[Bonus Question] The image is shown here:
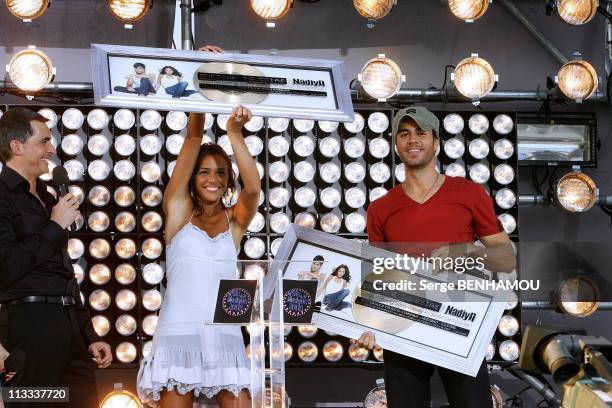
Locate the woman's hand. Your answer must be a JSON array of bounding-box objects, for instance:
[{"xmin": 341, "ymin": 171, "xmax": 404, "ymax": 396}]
[
  {"xmin": 199, "ymin": 44, "xmax": 224, "ymax": 53},
  {"xmin": 226, "ymin": 105, "xmax": 252, "ymax": 134}
]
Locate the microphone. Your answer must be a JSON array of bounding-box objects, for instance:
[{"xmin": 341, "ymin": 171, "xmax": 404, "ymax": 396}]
[
  {"xmin": 52, "ymin": 166, "xmax": 77, "ymax": 231},
  {"xmin": 1, "ymin": 350, "xmax": 26, "ymax": 385}
]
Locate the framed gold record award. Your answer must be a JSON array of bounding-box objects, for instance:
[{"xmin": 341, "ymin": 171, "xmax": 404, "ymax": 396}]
[{"xmin": 91, "ymin": 44, "xmax": 354, "ymax": 122}]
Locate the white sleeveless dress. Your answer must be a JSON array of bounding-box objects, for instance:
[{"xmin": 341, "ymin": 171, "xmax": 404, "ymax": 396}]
[{"xmin": 137, "ymin": 211, "xmax": 251, "ymax": 406}]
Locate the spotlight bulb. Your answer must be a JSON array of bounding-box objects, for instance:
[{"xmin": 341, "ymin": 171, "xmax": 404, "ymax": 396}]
[
  {"xmin": 448, "ymin": 0, "xmax": 489, "ymax": 22},
  {"xmin": 453, "ymin": 55, "xmax": 496, "ymax": 100},
  {"xmin": 7, "ymin": 48, "xmax": 54, "ymax": 92},
  {"xmin": 359, "ymin": 56, "xmax": 403, "ymax": 100}
]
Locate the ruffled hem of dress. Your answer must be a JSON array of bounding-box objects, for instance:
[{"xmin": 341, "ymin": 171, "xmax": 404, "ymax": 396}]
[{"xmin": 141, "ymin": 379, "xmax": 250, "ymax": 406}]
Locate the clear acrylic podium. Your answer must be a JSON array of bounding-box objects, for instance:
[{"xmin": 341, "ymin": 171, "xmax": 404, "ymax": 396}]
[{"xmin": 211, "ymin": 259, "xmax": 322, "ymax": 408}]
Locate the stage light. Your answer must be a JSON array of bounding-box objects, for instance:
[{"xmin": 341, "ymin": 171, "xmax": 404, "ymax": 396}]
[
  {"xmin": 115, "ymin": 314, "xmax": 137, "ymax": 336},
  {"xmin": 493, "ymin": 139, "xmax": 514, "ymax": 160},
  {"xmin": 498, "ymin": 339, "xmax": 520, "ymax": 361},
  {"xmin": 142, "ymin": 289, "xmax": 162, "ymax": 312},
  {"xmin": 217, "ymin": 135, "xmax": 233, "ymax": 156},
  {"xmin": 61, "ymin": 108, "xmax": 84, "ymax": 130},
  {"xmin": 297, "ymin": 341, "xmax": 318, "ymax": 362},
  {"xmin": 320, "ymin": 213, "xmax": 341, "ymax": 233},
  {"xmin": 468, "ymin": 114, "xmax": 490, "ymax": 135},
  {"xmin": 320, "ymin": 187, "xmax": 342, "ymax": 209},
  {"xmin": 245, "ymin": 116, "xmax": 265, "ymax": 133},
  {"xmin": 448, "ymin": 0, "xmax": 489, "ymax": 22},
  {"xmin": 114, "ymin": 134, "xmax": 136, "ymax": 156},
  {"xmin": 268, "ymin": 135, "xmax": 290, "ymax": 158},
  {"xmin": 114, "ymin": 160, "xmax": 136, "ymax": 181},
  {"xmin": 60, "ymin": 134, "xmax": 83, "ymax": 156},
  {"xmin": 204, "ymin": 113, "xmax": 214, "ymax": 131},
  {"xmin": 486, "ymin": 342, "xmax": 495, "ymax": 361},
  {"xmin": 100, "ymin": 386, "xmax": 141, "ymax": 408},
  {"xmin": 353, "ymin": 0, "xmax": 395, "ymax": 27},
  {"xmin": 367, "ymin": 112, "xmax": 389, "ymax": 133},
  {"xmin": 373, "ymin": 346, "xmax": 384, "ymax": 362},
  {"xmin": 142, "ymin": 186, "xmax": 163, "ymax": 207},
  {"xmin": 558, "ymin": 276, "xmax": 600, "ymax": 317},
  {"xmin": 245, "ymin": 135, "xmax": 264, "ymax": 156},
  {"xmin": 271, "ymin": 238, "xmax": 282, "ymax": 256},
  {"xmin": 298, "ymin": 324, "xmax": 318, "ymax": 338},
  {"xmin": 165, "ymin": 111, "xmax": 187, "ymax": 131},
  {"xmin": 345, "ymin": 162, "xmax": 366, "ymax": 184},
  {"xmin": 444, "ymin": 137, "xmax": 465, "ymax": 159},
  {"xmin": 493, "ymin": 114, "xmax": 514, "ymax": 135},
  {"xmin": 498, "ymin": 315, "xmax": 520, "ymax": 337},
  {"xmin": 248, "ymin": 212, "xmax": 265, "ymax": 233},
  {"xmin": 140, "ymin": 134, "xmax": 162, "ymax": 156},
  {"xmin": 142, "ymin": 238, "xmax": 162, "ymax": 260},
  {"xmin": 318, "ymin": 120, "xmax": 339, "ymax": 133},
  {"xmin": 86, "ymin": 109, "xmax": 109, "ymax": 131},
  {"xmin": 7, "ymin": 47, "xmax": 54, "ymax": 93},
  {"xmin": 345, "ymin": 212, "xmax": 366, "ymax": 233},
  {"xmin": 64, "ymin": 159, "xmax": 85, "ymax": 181},
  {"xmin": 369, "ymin": 162, "xmax": 391, "ymax": 183},
  {"xmin": 141, "ymin": 211, "xmax": 162, "ymax": 233},
  {"xmin": 554, "ymin": 172, "xmax": 597, "ymax": 212},
  {"xmin": 269, "ymin": 117, "xmax": 290, "ymax": 133},
  {"xmin": 73, "ymin": 264, "xmax": 84, "ymax": 284},
  {"xmin": 216, "ymin": 114, "xmax": 230, "ymax": 131},
  {"xmin": 142, "ymin": 315, "xmax": 158, "ymax": 336},
  {"xmin": 140, "ymin": 109, "xmax": 162, "ymax": 131},
  {"xmin": 88, "ymin": 212, "xmax": 110, "ymax": 233},
  {"xmin": 270, "ymin": 212, "xmax": 290, "ymax": 233},
  {"xmin": 163, "ymin": 134, "xmax": 183, "ymax": 156},
  {"xmin": 320, "ymin": 162, "xmax": 341, "ymax": 184},
  {"xmin": 115, "ymin": 263, "xmax": 137, "ymax": 285},
  {"xmin": 107, "ymin": 0, "xmax": 152, "ymax": 25},
  {"xmin": 348, "ymin": 342, "xmax": 370, "ymax": 362},
  {"xmin": 344, "ymin": 112, "xmax": 365, "ymax": 134},
  {"xmin": 293, "ymin": 119, "xmax": 315, "ymax": 133},
  {"xmin": 369, "ymin": 137, "xmax": 390, "ymax": 159},
  {"xmin": 114, "ymin": 186, "xmax": 136, "ymax": 207},
  {"xmin": 283, "ymin": 342, "xmax": 293, "ymax": 362},
  {"xmin": 445, "ymin": 162, "xmax": 466, "ymax": 178},
  {"xmin": 359, "ymin": 56, "xmax": 403, "ymax": 101},
  {"xmin": 294, "ymin": 187, "xmax": 316, "ymax": 208},
  {"xmin": 115, "ymin": 212, "xmax": 136, "ymax": 233},
  {"xmin": 323, "ymin": 341, "xmax": 344, "ymax": 362},
  {"xmin": 293, "ymin": 135, "xmax": 315, "ymax": 157},
  {"xmin": 89, "ymin": 289, "xmax": 111, "ymax": 311},
  {"xmin": 88, "ymin": 134, "xmax": 111, "ymax": 156},
  {"xmin": 556, "ymin": 57, "xmax": 599, "ymax": 101},
  {"xmin": 295, "ymin": 212, "xmax": 316, "ymax": 228},
  {"xmin": 443, "ymin": 113, "xmax": 465, "ymax": 135},
  {"xmin": 497, "ymin": 213, "xmax": 517, "ymax": 234},
  {"xmin": 269, "ymin": 161, "xmax": 290, "ymax": 183},
  {"xmin": 114, "ymin": 239, "xmax": 135, "ymax": 261},
  {"xmin": 557, "ymin": 0, "xmax": 598, "ymax": 25},
  {"xmin": 494, "ymin": 164, "xmax": 515, "ymax": 185},
  {"xmin": 345, "ymin": 137, "xmax": 366, "ymax": 159},
  {"xmin": 115, "ymin": 289, "xmax": 137, "ymax": 311},
  {"xmin": 395, "ymin": 164, "xmax": 405, "ymax": 182},
  {"xmin": 142, "ymin": 263, "xmax": 164, "ymax": 285},
  {"xmin": 141, "ymin": 162, "xmax": 161, "ymax": 183},
  {"xmin": 92, "ymin": 315, "xmax": 110, "ymax": 337},
  {"xmin": 293, "ymin": 161, "xmax": 315, "ymax": 183},
  {"xmin": 250, "ymin": 0, "xmax": 292, "ymax": 26},
  {"xmin": 369, "ymin": 187, "xmax": 388, "ymax": 202},
  {"xmin": 167, "ymin": 161, "xmax": 176, "ymax": 178},
  {"xmin": 269, "ymin": 187, "xmax": 290, "ymax": 208},
  {"xmin": 506, "ymin": 291, "xmax": 519, "ymax": 310},
  {"xmin": 37, "ymin": 108, "xmax": 57, "ymax": 128},
  {"xmin": 495, "ymin": 188, "xmax": 517, "ymax": 209},
  {"xmin": 68, "ymin": 185, "xmax": 85, "ymax": 205},
  {"xmin": 88, "ymin": 160, "xmax": 111, "ymax": 182},
  {"xmin": 6, "ymin": 0, "xmax": 50, "ymax": 21},
  {"xmin": 452, "ymin": 55, "xmax": 497, "ymax": 101},
  {"xmin": 113, "ymin": 108, "xmax": 135, "ymax": 130},
  {"xmin": 345, "ymin": 187, "xmax": 367, "ymax": 209},
  {"xmin": 67, "ymin": 238, "xmax": 84, "ymax": 260},
  {"xmin": 244, "ymin": 264, "xmax": 265, "ymax": 280},
  {"xmin": 468, "ymin": 138, "xmax": 490, "ymax": 159},
  {"xmin": 244, "ymin": 237, "xmax": 266, "ymax": 259},
  {"xmin": 319, "ymin": 136, "xmax": 341, "ymax": 158}
]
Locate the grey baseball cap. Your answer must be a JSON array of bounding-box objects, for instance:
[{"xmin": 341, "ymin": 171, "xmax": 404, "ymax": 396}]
[{"xmin": 392, "ymin": 106, "xmax": 439, "ymax": 137}]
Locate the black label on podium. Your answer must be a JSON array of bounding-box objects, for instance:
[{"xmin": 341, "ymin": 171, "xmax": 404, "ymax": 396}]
[
  {"xmin": 213, "ymin": 279, "xmax": 257, "ymax": 324},
  {"xmin": 282, "ymin": 279, "xmax": 318, "ymax": 324}
]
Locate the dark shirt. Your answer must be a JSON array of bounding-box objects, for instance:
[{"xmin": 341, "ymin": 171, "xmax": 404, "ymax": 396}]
[{"xmin": 0, "ymin": 165, "xmax": 100, "ymax": 345}]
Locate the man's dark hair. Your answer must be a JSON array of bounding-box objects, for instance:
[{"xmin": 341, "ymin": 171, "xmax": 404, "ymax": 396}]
[
  {"xmin": 0, "ymin": 108, "xmax": 49, "ymax": 163},
  {"xmin": 399, "ymin": 116, "xmax": 438, "ymax": 139},
  {"xmin": 313, "ymin": 255, "xmax": 324, "ymax": 262},
  {"xmin": 133, "ymin": 62, "xmax": 145, "ymax": 69}
]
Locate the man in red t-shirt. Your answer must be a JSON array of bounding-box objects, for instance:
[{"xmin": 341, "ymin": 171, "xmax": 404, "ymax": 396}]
[{"xmin": 357, "ymin": 106, "xmax": 516, "ymax": 408}]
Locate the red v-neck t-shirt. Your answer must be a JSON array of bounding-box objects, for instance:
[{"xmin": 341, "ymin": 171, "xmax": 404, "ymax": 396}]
[{"xmin": 367, "ymin": 176, "xmax": 501, "ymax": 252}]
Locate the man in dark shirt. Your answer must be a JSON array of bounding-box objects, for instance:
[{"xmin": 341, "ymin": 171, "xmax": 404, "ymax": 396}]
[{"xmin": 0, "ymin": 108, "xmax": 112, "ymax": 407}]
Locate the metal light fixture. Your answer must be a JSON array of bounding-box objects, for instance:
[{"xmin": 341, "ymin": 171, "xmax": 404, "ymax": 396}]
[
  {"xmin": 556, "ymin": 55, "xmax": 599, "ymax": 102},
  {"xmin": 7, "ymin": 47, "xmax": 55, "ymax": 93},
  {"xmin": 115, "ymin": 263, "xmax": 137, "ymax": 285},
  {"xmin": 354, "ymin": 0, "xmax": 396, "ymax": 28},
  {"xmin": 452, "ymin": 54, "xmax": 497, "ymax": 102},
  {"xmin": 250, "ymin": 0, "xmax": 292, "ymax": 27},
  {"xmin": 358, "ymin": 55, "xmax": 404, "ymax": 101},
  {"xmin": 107, "ymin": 0, "xmax": 152, "ymax": 28},
  {"xmin": 553, "ymin": 172, "xmax": 597, "ymax": 213},
  {"xmin": 6, "ymin": 0, "xmax": 49, "ymax": 21},
  {"xmin": 367, "ymin": 112, "xmax": 389, "ymax": 133},
  {"xmin": 556, "ymin": 0, "xmax": 599, "ymax": 25},
  {"xmin": 448, "ymin": 0, "xmax": 489, "ymax": 22},
  {"xmin": 558, "ymin": 276, "xmax": 600, "ymax": 317},
  {"xmin": 297, "ymin": 341, "xmax": 318, "ymax": 362},
  {"xmin": 115, "ymin": 315, "xmax": 137, "ymax": 336}
]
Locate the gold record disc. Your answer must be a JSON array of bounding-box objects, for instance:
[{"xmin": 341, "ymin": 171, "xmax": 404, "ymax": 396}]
[
  {"xmin": 193, "ymin": 62, "xmax": 270, "ymax": 104},
  {"xmin": 352, "ymin": 268, "xmax": 424, "ymax": 334}
]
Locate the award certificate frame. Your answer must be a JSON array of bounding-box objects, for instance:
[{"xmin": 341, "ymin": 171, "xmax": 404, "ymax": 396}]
[
  {"xmin": 91, "ymin": 44, "xmax": 355, "ymax": 122},
  {"xmin": 267, "ymin": 224, "xmax": 509, "ymax": 377}
]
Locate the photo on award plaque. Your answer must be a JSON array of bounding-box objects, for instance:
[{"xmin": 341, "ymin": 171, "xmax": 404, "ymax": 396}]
[
  {"xmin": 91, "ymin": 44, "xmax": 354, "ymax": 122},
  {"xmin": 266, "ymin": 224, "xmax": 511, "ymax": 377},
  {"xmin": 213, "ymin": 279, "xmax": 258, "ymax": 324}
]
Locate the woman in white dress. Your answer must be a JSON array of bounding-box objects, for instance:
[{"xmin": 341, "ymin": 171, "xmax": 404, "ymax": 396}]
[{"xmin": 137, "ymin": 106, "xmax": 260, "ymax": 408}]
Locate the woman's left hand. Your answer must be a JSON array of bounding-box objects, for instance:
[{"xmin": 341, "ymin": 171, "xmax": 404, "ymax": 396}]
[
  {"xmin": 199, "ymin": 44, "xmax": 224, "ymax": 53},
  {"xmin": 227, "ymin": 105, "xmax": 252, "ymax": 133}
]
